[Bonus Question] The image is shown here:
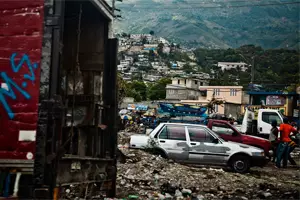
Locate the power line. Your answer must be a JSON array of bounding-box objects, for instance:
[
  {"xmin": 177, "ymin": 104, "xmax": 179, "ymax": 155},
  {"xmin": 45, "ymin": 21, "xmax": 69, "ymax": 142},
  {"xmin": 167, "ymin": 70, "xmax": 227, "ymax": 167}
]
[{"xmin": 119, "ymin": 1, "xmax": 300, "ymax": 9}]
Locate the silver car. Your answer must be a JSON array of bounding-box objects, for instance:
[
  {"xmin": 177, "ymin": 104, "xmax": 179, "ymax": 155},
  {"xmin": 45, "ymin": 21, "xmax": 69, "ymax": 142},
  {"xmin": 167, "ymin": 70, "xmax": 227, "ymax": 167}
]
[{"xmin": 130, "ymin": 123, "xmax": 267, "ymax": 173}]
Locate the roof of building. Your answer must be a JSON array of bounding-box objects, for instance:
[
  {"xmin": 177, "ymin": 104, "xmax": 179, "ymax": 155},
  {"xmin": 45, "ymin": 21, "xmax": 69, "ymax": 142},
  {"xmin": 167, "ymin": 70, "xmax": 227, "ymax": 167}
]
[
  {"xmin": 247, "ymin": 91, "xmax": 296, "ymax": 95},
  {"xmin": 217, "ymin": 62, "xmax": 247, "ymax": 65},
  {"xmin": 199, "ymin": 86, "xmax": 243, "ymax": 89},
  {"xmin": 166, "ymin": 84, "xmax": 188, "ymax": 89},
  {"xmin": 90, "ymin": 0, "xmax": 114, "ymax": 21},
  {"xmin": 171, "ymin": 76, "xmax": 210, "ymax": 81},
  {"xmin": 166, "ymin": 84, "xmax": 200, "ymax": 91}
]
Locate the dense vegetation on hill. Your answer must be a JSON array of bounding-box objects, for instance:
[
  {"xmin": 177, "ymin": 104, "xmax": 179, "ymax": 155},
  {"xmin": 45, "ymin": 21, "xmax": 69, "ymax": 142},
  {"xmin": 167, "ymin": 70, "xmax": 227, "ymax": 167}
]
[
  {"xmin": 116, "ymin": 0, "xmax": 299, "ymax": 49},
  {"xmin": 193, "ymin": 45, "xmax": 300, "ymax": 91},
  {"xmin": 118, "ymin": 45, "xmax": 299, "ymax": 102}
]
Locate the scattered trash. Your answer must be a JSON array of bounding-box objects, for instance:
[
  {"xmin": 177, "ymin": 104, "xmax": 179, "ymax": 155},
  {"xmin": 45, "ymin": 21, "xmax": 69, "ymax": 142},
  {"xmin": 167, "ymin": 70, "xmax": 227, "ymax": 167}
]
[{"xmin": 116, "ymin": 133, "xmax": 300, "ymax": 199}]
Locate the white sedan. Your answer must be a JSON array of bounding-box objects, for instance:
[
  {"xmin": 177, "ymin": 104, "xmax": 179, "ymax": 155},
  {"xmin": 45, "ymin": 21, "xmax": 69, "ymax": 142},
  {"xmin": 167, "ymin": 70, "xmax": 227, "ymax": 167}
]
[{"xmin": 130, "ymin": 123, "xmax": 268, "ymax": 173}]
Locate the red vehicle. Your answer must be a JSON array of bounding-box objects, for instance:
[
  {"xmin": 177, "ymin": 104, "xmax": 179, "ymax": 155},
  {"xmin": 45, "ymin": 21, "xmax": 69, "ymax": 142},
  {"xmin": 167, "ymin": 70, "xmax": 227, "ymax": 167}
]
[{"xmin": 207, "ymin": 120, "xmax": 272, "ymax": 156}]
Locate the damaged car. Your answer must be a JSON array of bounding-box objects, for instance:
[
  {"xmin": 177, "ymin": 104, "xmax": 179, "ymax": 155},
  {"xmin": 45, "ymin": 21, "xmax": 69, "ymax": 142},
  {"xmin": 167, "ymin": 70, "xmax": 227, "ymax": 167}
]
[{"xmin": 130, "ymin": 123, "xmax": 268, "ymax": 173}]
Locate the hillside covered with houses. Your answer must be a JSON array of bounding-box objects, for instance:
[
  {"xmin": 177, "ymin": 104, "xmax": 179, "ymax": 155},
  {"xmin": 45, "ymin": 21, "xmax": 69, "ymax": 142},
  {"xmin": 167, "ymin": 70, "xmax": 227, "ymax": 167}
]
[{"xmin": 117, "ymin": 33, "xmax": 299, "ymax": 119}]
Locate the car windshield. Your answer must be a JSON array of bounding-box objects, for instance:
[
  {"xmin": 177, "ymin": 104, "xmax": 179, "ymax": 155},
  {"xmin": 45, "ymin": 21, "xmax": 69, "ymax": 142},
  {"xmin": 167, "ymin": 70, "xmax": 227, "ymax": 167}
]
[
  {"xmin": 278, "ymin": 111, "xmax": 284, "ymax": 122},
  {"xmin": 206, "ymin": 127, "xmax": 225, "ymax": 142}
]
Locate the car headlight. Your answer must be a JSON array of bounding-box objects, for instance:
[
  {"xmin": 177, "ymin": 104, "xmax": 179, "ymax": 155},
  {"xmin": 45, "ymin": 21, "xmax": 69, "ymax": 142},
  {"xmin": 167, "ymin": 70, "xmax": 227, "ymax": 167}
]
[{"xmin": 252, "ymin": 152, "xmax": 265, "ymax": 157}]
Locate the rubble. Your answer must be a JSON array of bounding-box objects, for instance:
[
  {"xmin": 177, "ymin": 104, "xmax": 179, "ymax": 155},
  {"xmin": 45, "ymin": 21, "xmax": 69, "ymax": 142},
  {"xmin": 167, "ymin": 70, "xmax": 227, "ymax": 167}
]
[{"xmin": 115, "ymin": 146, "xmax": 300, "ymax": 199}]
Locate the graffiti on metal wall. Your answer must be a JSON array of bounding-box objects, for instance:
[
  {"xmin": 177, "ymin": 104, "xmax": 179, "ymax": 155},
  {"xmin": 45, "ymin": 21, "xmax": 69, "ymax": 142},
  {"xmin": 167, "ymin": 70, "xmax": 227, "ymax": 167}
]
[{"xmin": 0, "ymin": 53, "xmax": 38, "ymax": 119}]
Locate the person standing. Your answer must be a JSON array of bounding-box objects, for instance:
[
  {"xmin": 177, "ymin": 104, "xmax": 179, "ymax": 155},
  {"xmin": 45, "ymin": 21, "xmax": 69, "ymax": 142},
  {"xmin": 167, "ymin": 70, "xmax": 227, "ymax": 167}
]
[
  {"xmin": 276, "ymin": 118, "xmax": 298, "ymax": 168},
  {"xmin": 269, "ymin": 120, "xmax": 279, "ymax": 162}
]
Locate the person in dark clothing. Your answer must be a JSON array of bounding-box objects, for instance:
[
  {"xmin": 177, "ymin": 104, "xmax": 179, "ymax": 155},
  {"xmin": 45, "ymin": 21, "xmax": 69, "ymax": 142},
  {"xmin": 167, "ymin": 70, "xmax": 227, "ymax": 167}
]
[{"xmin": 269, "ymin": 120, "xmax": 279, "ymax": 162}]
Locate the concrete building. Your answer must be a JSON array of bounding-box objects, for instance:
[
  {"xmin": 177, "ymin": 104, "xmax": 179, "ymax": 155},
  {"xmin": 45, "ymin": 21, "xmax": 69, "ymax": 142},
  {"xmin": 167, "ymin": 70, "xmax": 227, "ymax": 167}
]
[
  {"xmin": 246, "ymin": 91, "xmax": 297, "ymax": 116},
  {"xmin": 120, "ymin": 60, "xmax": 130, "ymax": 66},
  {"xmin": 166, "ymin": 77, "xmax": 209, "ymax": 100},
  {"xmin": 181, "ymin": 86, "xmax": 245, "ymax": 118},
  {"xmin": 167, "ymin": 70, "xmax": 185, "ymax": 76},
  {"xmin": 117, "ymin": 65, "xmax": 129, "ymax": 71},
  {"xmin": 166, "ymin": 84, "xmax": 200, "ymax": 100},
  {"xmin": 172, "ymin": 77, "xmax": 209, "ymax": 89},
  {"xmin": 143, "ymin": 74, "xmax": 162, "ymax": 82},
  {"xmin": 217, "ymin": 62, "xmax": 248, "ymax": 72},
  {"xmin": 159, "ymin": 37, "xmax": 170, "ymax": 45}
]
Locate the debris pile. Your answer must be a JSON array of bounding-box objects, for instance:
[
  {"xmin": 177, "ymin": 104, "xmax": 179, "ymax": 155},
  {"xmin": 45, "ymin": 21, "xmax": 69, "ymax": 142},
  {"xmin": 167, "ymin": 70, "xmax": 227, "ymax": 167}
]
[
  {"xmin": 118, "ymin": 131, "xmax": 134, "ymax": 146},
  {"xmin": 116, "ymin": 148, "xmax": 300, "ymax": 199}
]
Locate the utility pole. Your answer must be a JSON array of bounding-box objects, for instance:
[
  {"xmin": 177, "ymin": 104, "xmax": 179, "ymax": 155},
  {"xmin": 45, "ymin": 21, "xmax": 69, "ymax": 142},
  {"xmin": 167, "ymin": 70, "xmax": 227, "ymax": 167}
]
[
  {"xmin": 112, "ymin": 0, "xmax": 115, "ymax": 15},
  {"xmin": 112, "ymin": 0, "xmax": 122, "ymax": 17},
  {"xmin": 251, "ymin": 56, "xmax": 255, "ymax": 83}
]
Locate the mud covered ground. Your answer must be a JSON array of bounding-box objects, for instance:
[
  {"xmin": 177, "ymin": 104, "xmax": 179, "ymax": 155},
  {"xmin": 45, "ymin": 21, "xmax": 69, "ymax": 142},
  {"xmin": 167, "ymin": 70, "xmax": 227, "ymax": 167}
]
[{"xmin": 115, "ymin": 132, "xmax": 300, "ymax": 200}]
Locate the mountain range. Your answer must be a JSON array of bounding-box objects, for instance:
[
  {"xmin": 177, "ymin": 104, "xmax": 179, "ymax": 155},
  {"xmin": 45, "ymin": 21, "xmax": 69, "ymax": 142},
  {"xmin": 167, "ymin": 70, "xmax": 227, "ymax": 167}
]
[{"xmin": 115, "ymin": 0, "xmax": 300, "ymax": 49}]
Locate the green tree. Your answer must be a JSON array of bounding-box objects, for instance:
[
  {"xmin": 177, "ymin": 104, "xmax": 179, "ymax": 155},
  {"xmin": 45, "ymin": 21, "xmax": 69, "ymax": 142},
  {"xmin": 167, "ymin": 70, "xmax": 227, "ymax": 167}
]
[
  {"xmin": 127, "ymin": 81, "xmax": 147, "ymax": 101},
  {"xmin": 148, "ymin": 78, "xmax": 172, "ymax": 100},
  {"xmin": 142, "ymin": 37, "xmax": 148, "ymax": 45},
  {"xmin": 157, "ymin": 42, "xmax": 164, "ymax": 56},
  {"xmin": 183, "ymin": 64, "xmax": 195, "ymax": 74},
  {"xmin": 149, "ymin": 50, "xmax": 155, "ymax": 61},
  {"xmin": 117, "ymin": 73, "xmax": 128, "ymax": 106},
  {"xmin": 194, "ymin": 45, "xmax": 299, "ymax": 90},
  {"xmin": 149, "ymin": 30, "xmax": 155, "ymax": 35}
]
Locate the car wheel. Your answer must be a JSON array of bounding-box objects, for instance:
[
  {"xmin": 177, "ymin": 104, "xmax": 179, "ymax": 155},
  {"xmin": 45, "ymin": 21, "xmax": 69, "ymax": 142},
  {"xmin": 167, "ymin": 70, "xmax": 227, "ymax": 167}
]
[
  {"xmin": 153, "ymin": 148, "xmax": 168, "ymax": 159},
  {"xmin": 230, "ymin": 155, "xmax": 250, "ymax": 173}
]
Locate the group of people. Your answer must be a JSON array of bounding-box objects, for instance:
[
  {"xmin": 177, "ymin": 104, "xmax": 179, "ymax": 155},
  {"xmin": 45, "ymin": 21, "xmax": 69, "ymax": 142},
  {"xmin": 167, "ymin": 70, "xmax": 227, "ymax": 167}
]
[
  {"xmin": 119, "ymin": 114, "xmax": 159, "ymax": 131},
  {"xmin": 269, "ymin": 118, "xmax": 298, "ymax": 168}
]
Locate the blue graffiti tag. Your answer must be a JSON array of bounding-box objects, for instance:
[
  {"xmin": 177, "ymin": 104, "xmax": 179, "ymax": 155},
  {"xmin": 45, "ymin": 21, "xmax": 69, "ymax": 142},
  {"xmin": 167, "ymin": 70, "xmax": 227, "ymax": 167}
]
[{"xmin": 0, "ymin": 53, "xmax": 38, "ymax": 119}]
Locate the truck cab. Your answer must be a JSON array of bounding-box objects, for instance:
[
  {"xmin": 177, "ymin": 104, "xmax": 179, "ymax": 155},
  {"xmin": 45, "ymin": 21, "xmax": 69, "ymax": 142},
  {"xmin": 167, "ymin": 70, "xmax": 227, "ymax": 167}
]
[
  {"xmin": 257, "ymin": 109, "xmax": 283, "ymax": 136},
  {"xmin": 241, "ymin": 108, "xmax": 284, "ymax": 138}
]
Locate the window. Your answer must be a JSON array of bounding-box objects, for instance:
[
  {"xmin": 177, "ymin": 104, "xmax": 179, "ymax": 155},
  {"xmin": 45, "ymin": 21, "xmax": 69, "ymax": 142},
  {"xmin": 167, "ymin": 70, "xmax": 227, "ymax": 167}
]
[
  {"xmin": 178, "ymin": 80, "xmax": 180, "ymax": 84},
  {"xmin": 195, "ymin": 80, "xmax": 198, "ymax": 84},
  {"xmin": 230, "ymin": 89, "xmax": 237, "ymax": 96},
  {"xmin": 214, "ymin": 104, "xmax": 218, "ymax": 112},
  {"xmin": 158, "ymin": 126, "xmax": 186, "ymax": 141},
  {"xmin": 262, "ymin": 112, "xmax": 282, "ymax": 125},
  {"xmin": 188, "ymin": 127, "xmax": 215, "ymax": 142},
  {"xmin": 213, "ymin": 88, "xmax": 220, "ymax": 96},
  {"xmin": 211, "ymin": 123, "xmax": 234, "ymax": 135},
  {"xmin": 178, "ymin": 90, "xmax": 185, "ymax": 95},
  {"xmin": 168, "ymin": 89, "xmax": 175, "ymax": 94},
  {"xmin": 200, "ymin": 82, "xmax": 203, "ymax": 86},
  {"xmin": 184, "ymin": 79, "xmax": 187, "ymax": 85}
]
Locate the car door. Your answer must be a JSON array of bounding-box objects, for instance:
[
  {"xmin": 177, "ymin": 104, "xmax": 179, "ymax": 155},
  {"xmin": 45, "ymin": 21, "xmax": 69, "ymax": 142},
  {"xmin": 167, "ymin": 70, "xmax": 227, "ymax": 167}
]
[
  {"xmin": 187, "ymin": 126, "xmax": 229, "ymax": 165},
  {"xmin": 157, "ymin": 124, "xmax": 189, "ymax": 161},
  {"xmin": 211, "ymin": 122, "xmax": 242, "ymax": 143},
  {"xmin": 258, "ymin": 111, "xmax": 282, "ymax": 135}
]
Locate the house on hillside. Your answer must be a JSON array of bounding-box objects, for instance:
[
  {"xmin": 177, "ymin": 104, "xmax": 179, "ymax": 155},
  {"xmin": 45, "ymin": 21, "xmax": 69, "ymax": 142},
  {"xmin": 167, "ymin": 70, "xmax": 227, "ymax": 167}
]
[
  {"xmin": 166, "ymin": 77, "xmax": 209, "ymax": 101},
  {"xmin": 217, "ymin": 62, "xmax": 248, "ymax": 72}
]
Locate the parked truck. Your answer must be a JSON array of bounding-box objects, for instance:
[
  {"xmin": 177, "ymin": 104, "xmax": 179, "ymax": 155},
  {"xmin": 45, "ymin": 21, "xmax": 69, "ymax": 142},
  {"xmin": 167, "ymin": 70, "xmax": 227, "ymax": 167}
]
[
  {"xmin": 241, "ymin": 108, "xmax": 284, "ymax": 138},
  {"xmin": 0, "ymin": 0, "xmax": 118, "ymax": 199}
]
